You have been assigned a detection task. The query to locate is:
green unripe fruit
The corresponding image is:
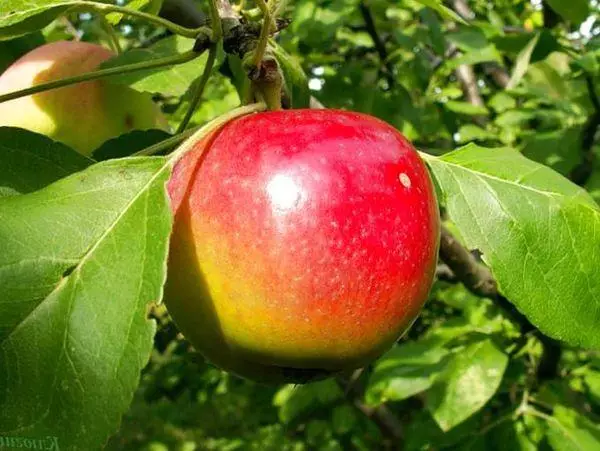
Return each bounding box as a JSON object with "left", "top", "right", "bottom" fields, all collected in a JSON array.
[{"left": 0, "top": 40, "right": 168, "bottom": 156}]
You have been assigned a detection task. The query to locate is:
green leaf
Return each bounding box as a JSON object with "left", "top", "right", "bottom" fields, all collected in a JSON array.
[
  {"left": 106, "top": 0, "right": 163, "bottom": 25},
  {"left": 331, "top": 405, "right": 358, "bottom": 436},
  {"left": 447, "top": 28, "right": 489, "bottom": 52},
  {"left": 424, "top": 145, "right": 600, "bottom": 349},
  {"left": 0, "top": 127, "right": 92, "bottom": 196},
  {"left": 456, "top": 124, "right": 497, "bottom": 143},
  {"left": 412, "top": 0, "right": 467, "bottom": 24},
  {"left": 274, "top": 380, "right": 343, "bottom": 425},
  {"left": 102, "top": 36, "right": 211, "bottom": 97},
  {"left": 366, "top": 338, "right": 449, "bottom": 406},
  {"left": 443, "top": 100, "right": 489, "bottom": 116},
  {"left": 447, "top": 45, "right": 503, "bottom": 69},
  {"left": 93, "top": 129, "right": 172, "bottom": 160},
  {"left": 545, "top": 0, "right": 590, "bottom": 25},
  {"left": 507, "top": 34, "right": 540, "bottom": 90},
  {"left": 545, "top": 405, "right": 600, "bottom": 450},
  {"left": 521, "top": 127, "right": 583, "bottom": 176},
  {"left": 0, "top": 32, "right": 45, "bottom": 72},
  {"left": 426, "top": 339, "right": 508, "bottom": 431},
  {"left": 0, "top": 1, "right": 79, "bottom": 40},
  {"left": 271, "top": 40, "right": 311, "bottom": 108},
  {"left": 488, "top": 92, "right": 517, "bottom": 113},
  {"left": 0, "top": 157, "right": 173, "bottom": 450}
]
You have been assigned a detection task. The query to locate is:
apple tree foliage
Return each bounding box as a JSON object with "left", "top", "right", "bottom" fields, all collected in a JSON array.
[{"left": 0, "top": 0, "right": 599, "bottom": 450}]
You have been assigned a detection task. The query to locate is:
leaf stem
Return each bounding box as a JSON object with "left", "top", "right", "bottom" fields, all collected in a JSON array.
[
  {"left": 176, "top": 45, "right": 218, "bottom": 133},
  {"left": 209, "top": 0, "right": 224, "bottom": 42},
  {"left": 0, "top": 51, "right": 201, "bottom": 104},
  {"left": 98, "top": 14, "right": 123, "bottom": 55},
  {"left": 252, "top": 0, "right": 275, "bottom": 67},
  {"left": 77, "top": 1, "right": 204, "bottom": 38},
  {"left": 136, "top": 102, "right": 266, "bottom": 157},
  {"left": 133, "top": 128, "right": 201, "bottom": 157}
]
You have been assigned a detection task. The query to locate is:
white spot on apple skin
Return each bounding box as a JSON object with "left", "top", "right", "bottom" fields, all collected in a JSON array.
[
  {"left": 266, "top": 174, "right": 303, "bottom": 214},
  {"left": 399, "top": 173, "right": 411, "bottom": 188}
]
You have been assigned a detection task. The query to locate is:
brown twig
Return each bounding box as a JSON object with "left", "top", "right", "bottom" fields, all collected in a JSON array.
[
  {"left": 450, "top": 0, "right": 510, "bottom": 91},
  {"left": 452, "top": 0, "right": 475, "bottom": 20},
  {"left": 439, "top": 227, "right": 497, "bottom": 298},
  {"left": 358, "top": 0, "right": 395, "bottom": 89},
  {"left": 337, "top": 371, "right": 404, "bottom": 448}
]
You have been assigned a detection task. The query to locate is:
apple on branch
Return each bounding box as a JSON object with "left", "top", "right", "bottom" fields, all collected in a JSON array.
[{"left": 165, "top": 109, "right": 440, "bottom": 384}]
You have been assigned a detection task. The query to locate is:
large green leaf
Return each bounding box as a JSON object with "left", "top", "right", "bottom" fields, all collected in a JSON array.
[
  {"left": 0, "top": 32, "right": 45, "bottom": 72},
  {"left": 545, "top": 0, "right": 590, "bottom": 25},
  {"left": 0, "top": 157, "right": 172, "bottom": 450},
  {"left": 426, "top": 339, "right": 508, "bottom": 431},
  {"left": 0, "top": 1, "right": 81, "bottom": 40},
  {"left": 102, "top": 36, "right": 211, "bottom": 97},
  {"left": 424, "top": 145, "right": 600, "bottom": 350},
  {"left": 0, "top": 128, "right": 92, "bottom": 196}
]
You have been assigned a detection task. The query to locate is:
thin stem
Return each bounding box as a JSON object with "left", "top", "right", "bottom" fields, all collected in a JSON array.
[
  {"left": 177, "top": 45, "right": 218, "bottom": 133},
  {"left": 98, "top": 14, "right": 122, "bottom": 54},
  {"left": 0, "top": 51, "right": 200, "bottom": 104},
  {"left": 269, "top": 0, "right": 286, "bottom": 17},
  {"left": 209, "top": 0, "right": 224, "bottom": 42},
  {"left": 170, "top": 103, "right": 266, "bottom": 162},
  {"left": 527, "top": 397, "right": 555, "bottom": 412},
  {"left": 525, "top": 407, "right": 553, "bottom": 422},
  {"left": 78, "top": 1, "right": 203, "bottom": 38},
  {"left": 252, "top": 0, "right": 274, "bottom": 67},
  {"left": 133, "top": 127, "right": 201, "bottom": 157}
]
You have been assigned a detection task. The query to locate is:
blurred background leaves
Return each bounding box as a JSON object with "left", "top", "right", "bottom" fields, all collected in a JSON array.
[{"left": 1, "top": 0, "right": 600, "bottom": 449}]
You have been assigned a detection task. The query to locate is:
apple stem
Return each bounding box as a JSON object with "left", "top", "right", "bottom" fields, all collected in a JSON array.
[
  {"left": 98, "top": 15, "right": 123, "bottom": 55},
  {"left": 248, "top": 57, "right": 284, "bottom": 111},
  {"left": 176, "top": 0, "right": 224, "bottom": 133},
  {"left": 252, "top": 0, "right": 276, "bottom": 68},
  {"left": 0, "top": 51, "right": 202, "bottom": 105}
]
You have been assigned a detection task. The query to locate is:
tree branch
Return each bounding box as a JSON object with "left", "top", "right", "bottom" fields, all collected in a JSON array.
[
  {"left": 450, "top": 0, "right": 510, "bottom": 91},
  {"left": 484, "top": 62, "right": 510, "bottom": 89},
  {"left": 337, "top": 371, "right": 403, "bottom": 448},
  {"left": 455, "top": 64, "right": 484, "bottom": 107},
  {"left": 358, "top": 1, "right": 395, "bottom": 89},
  {"left": 452, "top": 0, "right": 475, "bottom": 20},
  {"left": 439, "top": 227, "right": 497, "bottom": 298}
]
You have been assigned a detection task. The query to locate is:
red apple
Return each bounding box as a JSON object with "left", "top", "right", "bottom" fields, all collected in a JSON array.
[{"left": 165, "top": 109, "right": 440, "bottom": 383}]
